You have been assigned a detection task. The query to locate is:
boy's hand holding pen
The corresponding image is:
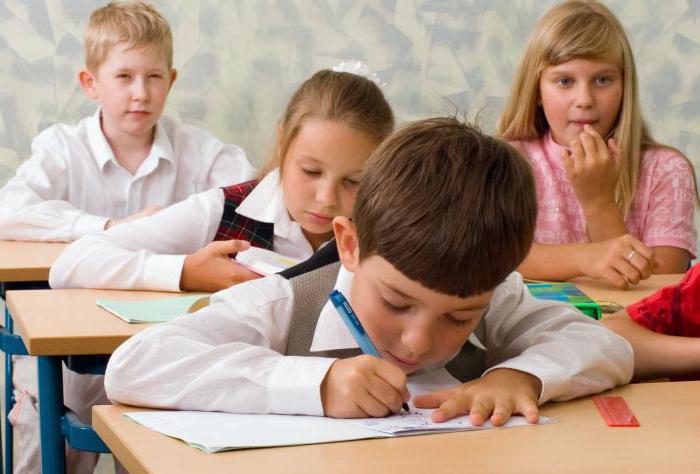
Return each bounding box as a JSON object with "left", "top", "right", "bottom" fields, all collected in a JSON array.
[{"left": 322, "top": 290, "right": 410, "bottom": 418}]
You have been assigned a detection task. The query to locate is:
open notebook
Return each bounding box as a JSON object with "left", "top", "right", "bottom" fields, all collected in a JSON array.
[{"left": 124, "top": 369, "right": 554, "bottom": 453}]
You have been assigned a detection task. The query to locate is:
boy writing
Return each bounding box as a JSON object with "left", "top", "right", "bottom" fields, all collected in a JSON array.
[
  {"left": 0, "top": 0, "right": 253, "bottom": 242},
  {"left": 6, "top": 1, "right": 252, "bottom": 472},
  {"left": 105, "top": 118, "right": 632, "bottom": 424}
]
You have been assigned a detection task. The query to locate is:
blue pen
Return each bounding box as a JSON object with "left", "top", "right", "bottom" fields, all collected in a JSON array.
[{"left": 329, "top": 289, "right": 410, "bottom": 413}]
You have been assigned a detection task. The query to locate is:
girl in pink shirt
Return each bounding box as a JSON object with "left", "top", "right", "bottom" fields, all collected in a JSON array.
[{"left": 499, "top": 0, "right": 698, "bottom": 289}]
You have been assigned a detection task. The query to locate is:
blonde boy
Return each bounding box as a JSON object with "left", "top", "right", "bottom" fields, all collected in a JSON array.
[
  {"left": 0, "top": 1, "right": 254, "bottom": 242},
  {"left": 6, "top": 2, "right": 253, "bottom": 472},
  {"left": 105, "top": 118, "right": 632, "bottom": 425}
]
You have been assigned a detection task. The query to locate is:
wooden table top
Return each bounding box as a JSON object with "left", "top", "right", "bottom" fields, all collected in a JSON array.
[
  {"left": 574, "top": 273, "right": 683, "bottom": 307},
  {"left": 93, "top": 380, "right": 700, "bottom": 474},
  {"left": 0, "top": 240, "right": 66, "bottom": 282},
  {"left": 5, "top": 288, "right": 178, "bottom": 355},
  {"left": 6, "top": 273, "right": 683, "bottom": 356}
]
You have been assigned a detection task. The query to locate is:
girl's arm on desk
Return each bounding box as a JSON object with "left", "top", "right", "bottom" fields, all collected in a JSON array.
[
  {"left": 603, "top": 312, "right": 700, "bottom": 380},
  {"left": 518, "top": 238, "right": 655, "bottom": 289}
]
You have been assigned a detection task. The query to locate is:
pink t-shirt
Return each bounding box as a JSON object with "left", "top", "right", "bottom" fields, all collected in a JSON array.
[{"left": 510, "top": 132, "right": 697, "bottom": 258}]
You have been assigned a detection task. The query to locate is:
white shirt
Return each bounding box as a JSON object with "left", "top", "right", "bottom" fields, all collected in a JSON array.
[
  {"left": 49, "top": 169, "right": 316, "bottom": 291},
  {"left": 0, "top": 110, "right": 255, "bottom": 242},
  {"left": 104, "top": 268, "right": 633, "bottom": 416}
]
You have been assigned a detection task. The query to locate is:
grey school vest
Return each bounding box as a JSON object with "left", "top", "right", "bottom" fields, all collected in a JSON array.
[{"left": 281, "top": 243, "right": 486, "bottom": 382}]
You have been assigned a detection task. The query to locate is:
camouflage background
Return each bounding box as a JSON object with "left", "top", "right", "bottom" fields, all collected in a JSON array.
[{"left": 1, "top": 0, "right": 699, "bottom": 182}]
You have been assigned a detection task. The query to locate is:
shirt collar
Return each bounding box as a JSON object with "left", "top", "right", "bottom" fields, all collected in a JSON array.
[
  {"left": 86, "top": 108, "right": 175, "bottom": 173},
  {"left": 236, "top": 168, "right": 297, "bottom": 239},
  {"left": 309, "top": 265, "right": 360, "bottom": 352},
  {"left": 86, "top": 109, "right": 116, "bottom": 170}
]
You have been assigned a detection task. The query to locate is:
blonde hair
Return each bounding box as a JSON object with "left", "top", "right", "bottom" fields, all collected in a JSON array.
[
  {"left": 260, "top": 69, "right": 395, "bottom": 177},
  {"left": 84, "top": 1, "right": 173, "bottom": 73},
  {"left": 498, "top": 0, "right": 697, "bottom": 214}
]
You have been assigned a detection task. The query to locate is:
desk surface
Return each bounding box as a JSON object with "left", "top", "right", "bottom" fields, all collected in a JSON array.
[
  {"left": 574, "top": 273, "right": 683, "bottom": 307},
  {"left": 5, "top": 288, "right": 176, "bottom": 355},
  {"left": 93, "top": 381, "right": 700, "bottom": 474},
  {"left": 0, "top": 240, "right": 66, "bottom": 282},
  {"left": 6, "top": 274, "right": 683, "bottom": 356}
]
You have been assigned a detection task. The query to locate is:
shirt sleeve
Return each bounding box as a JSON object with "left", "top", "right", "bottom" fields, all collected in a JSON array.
[
  {"left": 0, "top": 130, "right": 108, "bottom": 241},
  {"left": 478, "top": 273, "right": 633, "bottom": 403},
  {"left": 627, "top": 264, "right": 700, "bottom": 337},
  {"left": 49, "top": 188, "right": 225, "bottom": 291},
  {"left": 104, "top": 276, "right": 336, "bottom": 416},
  {"left": 640, "top": 150, "right": 697, "bottom": 257}
]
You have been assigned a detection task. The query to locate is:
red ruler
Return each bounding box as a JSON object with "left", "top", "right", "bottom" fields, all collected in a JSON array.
[{"left": 593, "top": 396, "right": 640, "bottom": 427}]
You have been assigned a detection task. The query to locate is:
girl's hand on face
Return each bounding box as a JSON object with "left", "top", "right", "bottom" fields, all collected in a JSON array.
[
  {"left": 321, "top": 355, "right": 410, "bottom": 419},
  {"left": 180, "top": 239, "right": 263, "bottom": 292},
  {"left": 575, "top": 234, "right": 656, "bottom": 289},
  {"left": 561, "top": 125, "right": 622, "bottom": 211},
  {"left": 413, "top": 368, "right": 541, "bottom": 426}
]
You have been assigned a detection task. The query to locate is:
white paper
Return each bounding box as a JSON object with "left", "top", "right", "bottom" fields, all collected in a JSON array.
[
  {"left": 123, "top": 369, "right": 553, "bottom": 453},
  {"left": 234, "top": 246, "right": 301, "bottom": 276}
]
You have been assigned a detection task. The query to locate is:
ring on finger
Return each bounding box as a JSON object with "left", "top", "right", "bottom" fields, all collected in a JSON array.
[{"left": 625, "top": 250, "right": 637, "bottom": 262}]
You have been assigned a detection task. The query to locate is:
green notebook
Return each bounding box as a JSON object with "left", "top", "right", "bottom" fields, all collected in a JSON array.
[
  {"left": 96, "top": 294, "right": 209, "bottom": 324},
  {"left": 526, "top": 282, "right": 602, "bottom": 320}
]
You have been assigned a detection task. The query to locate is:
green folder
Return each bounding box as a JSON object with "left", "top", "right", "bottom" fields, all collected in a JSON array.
[
  {"left": 526, "top": 282, "right": 602, "bottom": 320},
  {"left": 96, "top": 294, "right": 209, "bottom": 324}
]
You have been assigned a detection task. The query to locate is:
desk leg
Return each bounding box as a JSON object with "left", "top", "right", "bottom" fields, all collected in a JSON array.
[
  {"left": 4, "top": 306, "right": 11, "bottom": 474},
  {"left": 38, "top": 356, "right": 66, "bottom": 474}
]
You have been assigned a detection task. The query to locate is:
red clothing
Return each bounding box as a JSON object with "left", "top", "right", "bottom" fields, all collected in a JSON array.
[{"left": 627, "top": 265, "right": 700, "bottom": 337}]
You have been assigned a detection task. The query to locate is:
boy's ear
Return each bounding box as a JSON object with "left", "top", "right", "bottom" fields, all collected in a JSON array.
[
  {"left": 78, "top": 69, "right": 99, "bottom": 100},
  {"left": 333, "top": 216, "right": 360, "bottom": 272},
  {"left": 168, "top": 68, "right": 178, "bottom": 91}
]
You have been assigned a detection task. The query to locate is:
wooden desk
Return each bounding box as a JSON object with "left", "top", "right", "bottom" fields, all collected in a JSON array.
[
  {"left": 6, "top": 288, "right": 177, "bottom": 474},
  {"left": 5, "top": 289, "right": 175, "bottom": 355},
  {"left": 0, "top": 241, "right": 66, "bottom": 282},
  {"left": 93, "top": 381, "right": 700, "bottom": 474},
  {"left": 575, "top": 274, "right": 683, "bottom": 307}
]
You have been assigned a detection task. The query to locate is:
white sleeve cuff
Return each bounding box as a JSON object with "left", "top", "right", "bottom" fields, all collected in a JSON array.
[
  {"left": 141, "top": 254, "right": 187, "bottom": 292},
  {"left": 73, "top": 213, "right": 109, "bottom": 238},
  {"left": 267, "top": 356, "right": 336, "bottom": 416}
]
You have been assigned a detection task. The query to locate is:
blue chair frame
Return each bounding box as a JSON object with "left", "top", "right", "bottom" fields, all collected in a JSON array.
[{"left": 1, "top": 283, "right": 110, "bottom": 474}]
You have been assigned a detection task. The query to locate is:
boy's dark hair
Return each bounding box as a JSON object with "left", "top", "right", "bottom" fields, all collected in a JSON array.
[{"left": 354, "top": 117, "right": 537, "bottom": 297}]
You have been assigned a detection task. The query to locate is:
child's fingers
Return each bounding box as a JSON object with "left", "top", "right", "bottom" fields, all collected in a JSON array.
[
  {"left": 583, "top": 124, "right": 608, "bottom": 159},
  {"left": 374, "top": 360, "right": 410, "bottom": 401},
  {"left": 466, "top": 397, "right": 495, "bottom": 426},
  {"left": 489, "top": 398, "right": 515, "bottom": 427},
  {"left": 516, "top": 398, "right": 540, "bottom": 424},
  {"left": 229, "top": 261, "right": 263, "bottom": 281},
  {"left": 355, "top": 389, "right": 394, "bottom": 418},
  {"left": 209, "top": 239, "right": 251, "bottom": 256},
  {"left": 365, "top": 375, "right": 405, "bottom": 414},
  {"left": 413, "top": 386, "right": 459, "bottom": 408},
  {"left": 607, "top": 137, "right": 622, "bottom": 170},
  {"left": 570, "top": 140, "right": 585, "bottom": 175},
  {"left": 560, "top": 149, "right": 574, "bottom": 176},
  {"left": 431, "top": 391, "right": 479, "bottom": 423},
  {"left": 578, "top": 130, "right": 600, "bottom": 166}
]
